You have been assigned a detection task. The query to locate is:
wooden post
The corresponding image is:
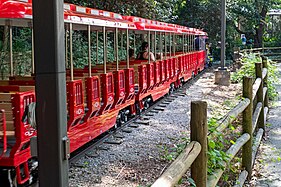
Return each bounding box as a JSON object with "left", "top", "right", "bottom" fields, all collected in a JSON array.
[
  {"left": 262, "top": 56, "right": 269, "bottom": 108},
  {"left": 255, "top": 62, "right": 265, "bottom": 130},
  {"left": 242, "top": 77, "right": 253, "bottom": 178},
  {"left": 190, "top": 101, "right": 207, "bottom": 187}
]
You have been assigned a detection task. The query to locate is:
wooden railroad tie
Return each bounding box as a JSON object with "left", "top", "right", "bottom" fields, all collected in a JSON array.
[
  {"left": 158, "top": 104, "right": 168, "bottom": 107},
  {"left": 144, "top": 113, "right": 154, "bottom": 117},
  {"left": 104, "top": 137, "right": 123, "bottom": 145},
  {"left": 122, "top": 128, "right": 133, "bottom": 133},
  {"left": 128, "top": 123, "right": 139, "bottom": 128},
  {"left": 134, "top": 120, "right": 150, "bottom": 125},
  {"left": 153, "top": 107, "right": 165, "bottom": 111},
  {"left": 149, "top": 110, "right": 159, "bottom": 113}
]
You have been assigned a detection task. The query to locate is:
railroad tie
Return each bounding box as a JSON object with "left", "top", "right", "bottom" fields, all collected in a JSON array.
[
  {"left": 104, "top": 137, "right": 123, "bottom": 145},
  {"left": 153, "top": 107, "right": 165, "bottom": 111},
  {"left": 122, "top": 127, "right": 133, "bottom": 133},
  {"left": 134, "top": 120, "right": 150, "bottom": 125},
  {"left": 144, "top": 113, "right": 154, "bottom": 117},
  {"left": 158, "top": 104, "right": 168, "bottom": 107},
  {"left": 128, "top": 123, "right": 140, "bottom": 128}
]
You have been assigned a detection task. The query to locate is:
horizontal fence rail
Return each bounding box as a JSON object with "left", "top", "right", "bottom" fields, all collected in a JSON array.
[{"left": 151, "top": 141, "right": 201, "bottom": 187}]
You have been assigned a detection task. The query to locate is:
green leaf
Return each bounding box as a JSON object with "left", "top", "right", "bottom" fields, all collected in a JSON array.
[
  {"left": 188, "top": 177, "right": 196, "bottom": 187},
  {"left": 208, "top": 140, "right": 216, "bottom": 149}
]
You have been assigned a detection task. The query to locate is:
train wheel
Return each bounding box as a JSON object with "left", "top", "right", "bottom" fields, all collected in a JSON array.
[
  {"left": 169, "top": 83, "right": 175, "bottom": 94},
  {"left": 144, "top": 101, "right": 149, "bottom": 110}
]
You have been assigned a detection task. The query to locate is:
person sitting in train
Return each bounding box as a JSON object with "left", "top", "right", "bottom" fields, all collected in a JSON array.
[
  {"left": 137, "top": 41, "right": 155, "bottom": 61},
  {"left": 129, "top": 48, "right": 135, "bottom": 61}
]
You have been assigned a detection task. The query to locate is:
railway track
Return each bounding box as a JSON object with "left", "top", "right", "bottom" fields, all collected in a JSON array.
[{"left": 69, "top": 68, "right": 208, "bottom": 165}]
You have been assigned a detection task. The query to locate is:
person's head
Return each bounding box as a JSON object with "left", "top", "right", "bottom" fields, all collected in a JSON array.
[
  {"left": 140, "top": 42, "right": 149, "bottom": 51},
  {"left": 129, "top": 48, "right": 134, "bottom": 58}
]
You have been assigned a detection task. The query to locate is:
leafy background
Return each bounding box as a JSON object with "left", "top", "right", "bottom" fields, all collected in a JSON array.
[{"left": 0, "top": 0, "right": 280, "bottom": 77}]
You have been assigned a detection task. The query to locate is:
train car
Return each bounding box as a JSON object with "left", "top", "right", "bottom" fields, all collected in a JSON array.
[
  {"left": 0, "top": 0, "right": 207, "bottom": 186},
  {"left": 122, "top": 16, "right": 207, "bottom": 111}
]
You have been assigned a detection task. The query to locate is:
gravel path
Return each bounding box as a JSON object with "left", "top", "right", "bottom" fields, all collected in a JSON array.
[
  {"left": 69, "top": 69, "right": 241, "bottom": 187},
  {"left": 253, "top": 63, "right": 281, "bottom": 187}
]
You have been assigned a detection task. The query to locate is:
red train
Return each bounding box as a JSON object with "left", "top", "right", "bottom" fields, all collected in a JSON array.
[{"left": 0, "top": 0, "right": 208, "bottom": 185}]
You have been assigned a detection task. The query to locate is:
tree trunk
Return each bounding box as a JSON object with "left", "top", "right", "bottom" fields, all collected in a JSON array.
[
  {"left": 254, "top": 5, "right": 268, "bottom": 48},
  {"left": 254, "top": 24, "right": 263, "bottom": 48}
]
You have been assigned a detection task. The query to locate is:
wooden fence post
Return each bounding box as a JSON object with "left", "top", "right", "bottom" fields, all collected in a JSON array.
[
  {"left": 242, "top": 77, "right": 253, "bottom": 178},
  {"left": 262, "top": 56, "right": 269, "bottom": 108},
  {"left": 190, "top": 101, "right": 207, "bottom": 187},
  {"left": 255, "top": 62, "right": 265, "bottom": 130}
]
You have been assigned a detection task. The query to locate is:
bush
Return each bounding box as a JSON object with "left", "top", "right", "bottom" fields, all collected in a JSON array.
[{"left": 231, "top": 53, "right": 279, "bottom": 100}]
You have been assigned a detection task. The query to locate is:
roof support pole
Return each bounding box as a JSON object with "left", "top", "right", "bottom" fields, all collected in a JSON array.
[
  {"left": 9, "top": 26, "right": 13, "bottom": 76},
  {"left": 69, "top": 23, "right": 73, "bottom": 81},
  {"left": 103, "top": 26, "right": 106, "bottom": 74},
  {"left": 32, "top": 0, "right": 69, "bottom": 186},
  {"left": 193, "top": 34, "right": 195, "bottom": 51},
  {"left": 126, "top": 28, "right": 129, "bottom": 69},
  {"left": 187, "top": 34, "right": 191, "bottom": 52},
  {"left": 164, "top": 33, "right": 167, "bottom": 59},
  {"left": 88, "top": 25, "right": 91, "bottom": 77},
  {"left": 169, "top": 32, "right": 172, "bottom": 58},
  {"left": 173, "top": 33, "right": 176, "bottom": 56},
  {"left": 115, "top": 28, "right": 119, "bottom": 70},
  {"left": 120, "top": 30, "right": 123, "bottom": 58},
  {"left": 31, "top": 28, "right": 34, "bottom": 74},
  {"left": 133, "top": 32, "right": 136, "bottom": 52},
  {"left": 182, "top": 34, "right": 184, "bottom": 53},
  {"left": 148, "top": 30, "right": 151, "bottom": 63},
  {"left": 65, "top": 28, "right": 68, "bottom": 68},
  {"left": 96, "top": 30, "right": 98, "bottom": 65},
  {"left": 159, "top": 32, "right": 163, "bottom": 61},
  {"left": 154, "top": 31, "right": 157, "bottom": 62}
]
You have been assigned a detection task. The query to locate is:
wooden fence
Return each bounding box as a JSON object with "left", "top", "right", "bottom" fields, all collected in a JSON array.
[
  {"left": 234, "top": 47, "right": 281, "bottom": 62},
  {"left": 152, "top": 56, "right": 269, "bottom": 187}
]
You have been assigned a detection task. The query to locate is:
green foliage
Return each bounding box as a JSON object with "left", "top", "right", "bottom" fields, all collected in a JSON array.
[
  {"left": 158, "top": 136, "right": 189, "bottom": 161},
  {"left": 207, "top": 118, "right": 231, "bottom": 175},
  {"left": 266, "top": 59, "right": 279, "bottom": 100},
  {"left": 231, "top": 53, "right": 261, "bottom": 82},
  {"left": 231, "top": 53, "right": 279, "bottom": 100},
  {"left": 187, "top": 177, "right": 196, "bottom": 187}
]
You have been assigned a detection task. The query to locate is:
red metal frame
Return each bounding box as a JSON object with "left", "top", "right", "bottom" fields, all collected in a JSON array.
[
  {"left": 0, "top": 91, "right": 36, "bottom": 184},
  {"left": 99, "top": 73, "right": 115, "bottom": 114},
  {"left": 84, "top": 76, "right": 101, "bottom": 121},
  {"left": 164, "top": 59, "right": 170, "bottom": 81},
  {"left": 154, "top": 61, "right": 161, "bottom": 87},
  {"left": 124, "top": 68, "right": 135, "bottom": 101},
  {"left": 138, "top": 65, "right": 148, "bottom": 94},
  {"left": 67, "top": 80, "right": 85, "bottom": 129},
  {"left": 159, "top": 60, "right": 166, "bottom": 83},
  {"left": 147, "top": 63, "right": 155, "bottom": 90},
  {"left": 0, "top": 109, "right": 7, "bottom": 157},
  {"left": 112, "top": 70, "right": 126, "bottom": 108}
]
